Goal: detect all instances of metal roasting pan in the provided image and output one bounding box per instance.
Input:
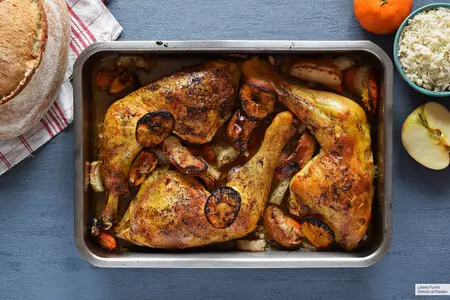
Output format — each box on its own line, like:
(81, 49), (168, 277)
(73, 41), (393, 268)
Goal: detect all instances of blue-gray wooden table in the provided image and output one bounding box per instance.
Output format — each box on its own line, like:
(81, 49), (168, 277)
(1, 0), (449, 299)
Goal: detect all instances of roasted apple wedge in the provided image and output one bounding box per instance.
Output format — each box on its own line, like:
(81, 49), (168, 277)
(163, 136), (208, 175)
(288, 58), (343, 92)
(263, 205), (304, 249)
(332, 56), (355, 71)
(402, 102), (450, 170)
(263, 205), (335, 249)
(342, 65), (378, 114)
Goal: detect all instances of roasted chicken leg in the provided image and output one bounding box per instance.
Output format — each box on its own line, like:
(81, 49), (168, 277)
(115, 111), (296, 248)
(243, 57), (374, 250)
(102, 61), (241, 195)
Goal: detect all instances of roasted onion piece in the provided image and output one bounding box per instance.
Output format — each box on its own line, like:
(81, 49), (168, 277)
(136, 110), (175, 148)
(268, 178), (290, 205)
(198, 162), (221, 190)
(212, 144), (240, 168)
(239, 83), (276, 121)
(89, 161), (105, 192)
(163, 136), (208, 175)
(235, 239), (267, 252)
(205, 186), (241, 229)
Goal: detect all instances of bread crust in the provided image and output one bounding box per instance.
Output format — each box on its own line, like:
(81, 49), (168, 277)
(0, 0), (48, 104)
(0, 0), (70, 139)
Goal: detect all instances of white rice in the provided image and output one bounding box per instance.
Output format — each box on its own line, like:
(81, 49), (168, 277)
(398, 7), (450, 92)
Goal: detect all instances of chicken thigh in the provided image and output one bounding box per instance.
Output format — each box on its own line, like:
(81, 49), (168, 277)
(243, 57), (374, 250)
(102, 61), (241, 195)
(115, 111), (296, 248)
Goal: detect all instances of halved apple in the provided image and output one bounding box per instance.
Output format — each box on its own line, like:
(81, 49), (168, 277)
(402, 102), (450, 170)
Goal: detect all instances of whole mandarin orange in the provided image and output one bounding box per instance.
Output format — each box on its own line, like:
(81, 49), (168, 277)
(354, 0), (413, 34)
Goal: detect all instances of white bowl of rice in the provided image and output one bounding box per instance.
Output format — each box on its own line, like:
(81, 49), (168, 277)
(394, 3), (450, 97)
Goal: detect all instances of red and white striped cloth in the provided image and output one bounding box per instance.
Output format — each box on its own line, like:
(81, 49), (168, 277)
(0, 0), (122, 175)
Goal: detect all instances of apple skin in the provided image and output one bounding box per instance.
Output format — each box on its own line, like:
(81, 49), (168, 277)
(402, 103), (450, 171)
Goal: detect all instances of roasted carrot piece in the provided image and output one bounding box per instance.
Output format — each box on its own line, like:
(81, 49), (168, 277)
(95, 68), (115, 90)
(98, 231), (117, 251)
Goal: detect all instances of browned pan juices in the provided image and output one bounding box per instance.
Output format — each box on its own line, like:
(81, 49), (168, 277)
(74, 41), (392, 267)
(91, 54), (376, 251)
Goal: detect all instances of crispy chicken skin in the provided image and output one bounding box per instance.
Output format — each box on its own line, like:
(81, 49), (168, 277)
(242, 58), (374, 250)
(115, 112), (296, 248)
(102, 61), (241, 194)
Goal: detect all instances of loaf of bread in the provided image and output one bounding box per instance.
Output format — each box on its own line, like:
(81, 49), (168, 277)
(0, 0), (70, 139)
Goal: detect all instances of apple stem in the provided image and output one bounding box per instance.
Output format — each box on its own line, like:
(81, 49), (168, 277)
(380, 0), (388, 6)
